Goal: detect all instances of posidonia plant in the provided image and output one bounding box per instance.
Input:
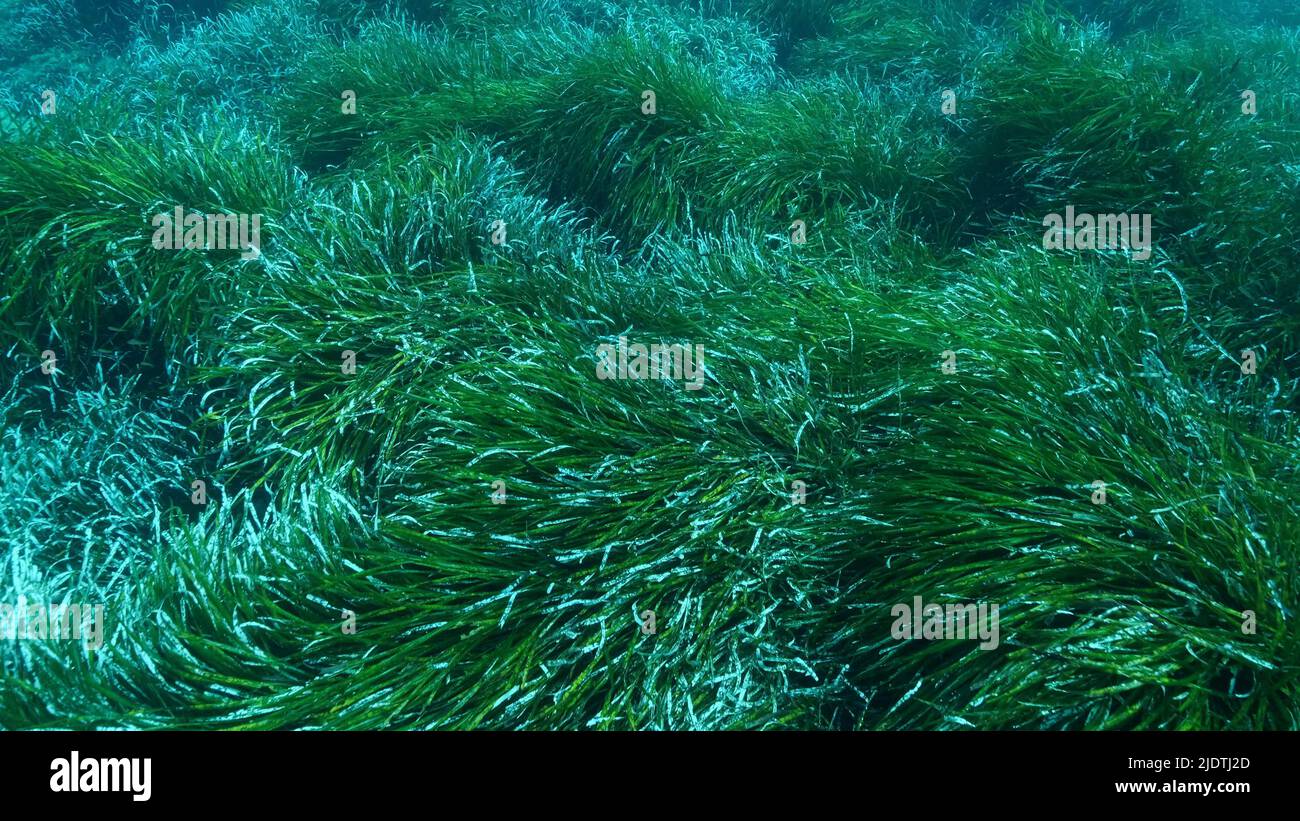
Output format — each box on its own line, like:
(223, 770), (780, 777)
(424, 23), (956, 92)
(0, 0), (1297, 729)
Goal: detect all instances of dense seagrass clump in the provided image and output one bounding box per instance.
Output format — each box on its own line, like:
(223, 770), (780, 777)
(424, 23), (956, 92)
(0, 0), (1297, 729)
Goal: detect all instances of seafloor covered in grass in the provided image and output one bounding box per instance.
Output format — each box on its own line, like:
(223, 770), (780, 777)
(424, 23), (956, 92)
(0, 0), (1297, 729)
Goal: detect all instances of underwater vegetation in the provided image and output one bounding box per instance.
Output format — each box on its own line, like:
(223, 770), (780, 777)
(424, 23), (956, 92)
(0, 0), (1297, 729)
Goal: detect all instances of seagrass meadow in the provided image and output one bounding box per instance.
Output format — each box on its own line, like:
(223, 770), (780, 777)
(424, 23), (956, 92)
(0, 0), (1297, 730)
